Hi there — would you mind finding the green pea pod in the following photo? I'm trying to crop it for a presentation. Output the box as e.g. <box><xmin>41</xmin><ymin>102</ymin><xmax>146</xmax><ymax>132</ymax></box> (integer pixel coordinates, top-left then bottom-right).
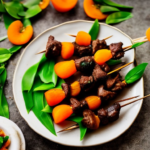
<box><xmin>106</xmin><ymin>11</ymin><xmax>133</xmax><ymax>24</ymax></box>
<box><xmin>39</xmin><ymin>59</ymin><xmax>57</xmax><ymax>85</ymax></box>
<box><xmin>68</xmin><ymin>116</ymin><xmax>87</xmax><ymax>141</ymax></box>
<box><xmin>125</xmin><ymin>63</ymin><xmax>148</xmax><ymax>84</ymax></box>
<box><xmin>33</xmin><ymin>83</ymin><xmax>54</xmax><ymax>91</ymax></box>
<box><xmin>131</xmin><ymin>42</ymin><xmax>145</xmax><ymax>49</ymax></box>
<box><xmin>22</xmin><ymin>54</ymin><xmax>47</xmax><ymax>91</ymax></box>
<box><xmin>88</xmin><ymin>19</ymin><xmax>100</xmax><ymax>40</ymax></box>
<box><xmin>106</xmin><ymin>59</ymin><xmax>122</xmax><ymax>66</ymax></box>
<box><xmin>3</xmin><ymin>13</ymin><xmax>15</xmax><ymax>29</ymax></box>
<box><xmin>55</xmin><ymin>78</ymin><xmax>65</xmax><ymax>89</ymax></box>
<box><xmin>100</xmin><ymin>5</ymin><xmax>120</xmax><ymax>13</ymax></box>
<box><xmin>0</xmin><ymin>35</ymin><xmax>7</xmax><ymax>42</ymax></box>
<box><xmin>102</xmin><ymin>0</ymin><xmax>133</xmax><ymax>9</ymax></box>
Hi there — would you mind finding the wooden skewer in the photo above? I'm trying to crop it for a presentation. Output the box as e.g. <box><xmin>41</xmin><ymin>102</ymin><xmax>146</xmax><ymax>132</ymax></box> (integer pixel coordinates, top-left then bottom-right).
<box><xmin>58</xmin><ymin>94</ymin><xmax>150</xmax><ymax>133</ymax></box>
<box><xmin>117</xmin><ymin>95</ymin><xmax>140</xmax><ymax>102</ymax></box>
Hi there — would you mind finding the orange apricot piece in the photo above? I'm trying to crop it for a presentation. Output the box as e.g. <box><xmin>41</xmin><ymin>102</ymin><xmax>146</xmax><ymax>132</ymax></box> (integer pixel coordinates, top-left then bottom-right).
<box><xmin>0</xmin><ymin>130</ymin><xmax>5</xmax><ymax>137</ymax></box>
<box><xmin>70</xmin><ymin>81</ymin><xmax>81</xmax><ymax>96</ymax></box>
<box><xmin>1</xmin><ymin>139</ymin><xmax>11</xmax><ymax>150</ymax></box>
<box><xmin>45</xmin><ymin>89</ymin><xmax>66</xmax><ymax>106</ymax></box>
<box><xmin>83</xmin><ymin>0</ymin><xmax>108</xmax><ymax>20</ymax></box>
<box><xmin>7</xmin><ymin>20</ymin><xmax>33</xmax><ymax>45</ymax></box>
<box><xmin>39</xmin><ymin>0</ymin><xmax>50</xmax><ymax>10</ymax></box>
<box><xmin>146</xmin><ymin>27</ymin><xmax>150</xmax><ymax>42</ymax></box>
<box><xmin>52</xmin><ymin>104</ymin><xmax>73</xmax><ymax>123</ymax></box>
<box><xmin>85</xmin><ymin>96</ymin><xmax>101</xmax><ymax>110</ymax></box>
<box><xmin>76</xmin><ymin>31</ymin><xmax>91</xmax><ymax>46</ymax></box>
<box><xmin>51</xmin><ymin>0</ymin><xmax>78</xmax><ymax>12</ymax></box>
<box><xmin>54</xmin><ymin>60</ymin><xmax>77</xmax><ymax>79</ymax></box>
<box><xmin>94</xmin><ymin>49</ymin><xmax>112</xmax><ymax>65</ymax></box>
<box><xmin>61</xmin><ymin>42</ymin><xmax>74</xmax><ymax>59</ymax></box>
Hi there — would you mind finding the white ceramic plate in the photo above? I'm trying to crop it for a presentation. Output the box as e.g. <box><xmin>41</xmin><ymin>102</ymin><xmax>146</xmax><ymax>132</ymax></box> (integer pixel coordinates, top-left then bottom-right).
<box><xmin>13</xmin><ymin>20</ymin><xmax>144</xmax><ymax>147</ymax></box>
<box><xmin>0</xmin><ymin>116</ymin><xmax>25</xmax><ymax>150</ymax></box>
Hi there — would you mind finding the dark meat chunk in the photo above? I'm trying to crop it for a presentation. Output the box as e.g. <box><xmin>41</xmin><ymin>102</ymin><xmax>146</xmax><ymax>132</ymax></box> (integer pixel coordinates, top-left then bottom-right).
<box><xmin>92</xmin><ymin>64</ymin><xmax>107</xmax><ymax>82</ymax></box>
<box><xmin>97</xmin><ymin>108</ymin><xmax>109</xmax><ymax>125</ymax></box>
<box><xmin>73</xmin><ymin>42</ymin><xmax>92</xmax><ymax>57</ymax></box>
<box><xmin>107</xmin><ymin>103</ymin><xmax>121</xmax><ymax>122</ymax></box>
<box><xmin>82</xmin><ymin>110</ymin><xmax>99</xmax><ymax>130</ymax></box>
<box><xmin>80</xmin><ymin>100</ymin><xmax>89</xmax><ymax>110</ymax></box>
<box><xmin>111</xmin><ymin>81</ymin><xmax>126</xmax><ymax>92</ymax></box>
<box><xmin>101</xmin><ymin>63</ymin><xmax>110</xmax><ymax>73</ymax></box>
<box><xmin>61</xmin><ymin>83</ymin><xmax>70</xmax><ymax>97</ymax></box>
<box><xmin>45</xmin><ymin>36</ymin><xmax>62</xmax><ymax>58</ymax></box>
<box><xmin>79</xmin><ymin>76</ymin><xmax>94</xmax><ymax>91</ymax></box>
<box><xmin>70</xmin><ymin>98</ymin><xmax>81</xmax><ymax>114</ymax></box>
<box><xmin>97</xmin><ymin>85</ymin><xmax>116</xmax><ymax>102</ymax></box>
<box><xmin>75</xmin><ymin>56</ymin><xmax>95</xmax><ymax>73</ymax></box>
<box><xmin>92</xmin><ymin>39</ymin><xmax>108</xmax><ymax>54</ymax></box>
<box><xmin>109</xmin><ymin>42</ymin><xmax>124</xmax><ymax>59</ymax></box>
<box><xmin>106</xmin><ymin>73</ymin><xmax>120</xmax><ymax>89</ymax></box>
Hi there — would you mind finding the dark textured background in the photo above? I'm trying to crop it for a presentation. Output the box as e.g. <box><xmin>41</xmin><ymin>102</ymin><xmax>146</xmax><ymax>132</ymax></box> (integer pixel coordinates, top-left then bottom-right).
<box><xmin>1</xmin><ymin>0</ymin><xmax>150</xmax><ymax>149</ymax></box>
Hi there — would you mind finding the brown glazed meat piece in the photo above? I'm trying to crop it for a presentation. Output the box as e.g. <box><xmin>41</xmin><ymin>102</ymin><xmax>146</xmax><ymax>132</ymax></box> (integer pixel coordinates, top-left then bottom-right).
<box><xmin>101</xmin><ymin>63</ymin><xmax>110</xmax><ymax>73</ymax></box>
<box><xmin>75</xmin><ymin>56</ymin><xmax>95</xmax><ymax>73</ymax></box>
<box><xmin>61</xmin><ymin>83</ymin><xmax>70</xmax><ymax>97</ymax></box>
<box><xmin>79</xmin><ymin>76</ymin><xmax>94</xmax><ymax>91</ymax></box>
<box><xmin>45</xmin><ymin>36</ymin><xmax>62</xmax><ymax>58</ymax></box>
<box><xmin>92</xmin><ymin>39</ymin><xmax>108</xmax><ymax>54</ymax></box>
<box><xmin>111</xmin><ymin>81</ymin><xmax>126</xmax><ymax>92</ymax></box>
<box><xmin>92</xmin><ymin>64</ymin><xmax>107</xmax><ymax>82</ymax></box>
<box><xmin>97</xmin><ymin>85</ymin><xmax>116</xmax><ymax>102</ymax></box>
<box><xmin>70</xmin><ymin>98</ymin><xmax>81</xmax><ymax>114</ymax></box>
<box><xmin>73</xmin><ymin>42</ymin><xmax>92</xmax><ymax>57</ymax></box>
<box><xmin>82</xmin><ymin>110</ymin><xmax>99</xmax><ymax>130</ymax></box>
<box><xmin>109</xmin><ymin>42</ymin><xmax>124</xmax><ymax>59</ymax></box>
<box><xmin>97</xmin><ymin>108</ymin><xmax>109</xmax><ymax>125</ymax></box>
<box><xmin>106</xmin><ymin>73</ymin><xmax>120</xmax><ymax>89</ymax></box>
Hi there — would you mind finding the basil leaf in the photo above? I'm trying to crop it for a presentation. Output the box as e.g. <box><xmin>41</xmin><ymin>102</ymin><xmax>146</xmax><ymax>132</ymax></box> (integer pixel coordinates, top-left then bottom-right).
<box><xmin>23</xmin><ymin>0</ymin><xmax>41</xmax><ymax>8</ymax></box>
<box><xmin>39</xmin><ymin>59</ymin><xmax>57</xmax><ymax>85</ymax></box>
<box><xmin>22</xmin><ymin>54</ymin><xmax>47</xmax><ymax>91</ymax></box>
<box><xmin>33</xmin><ymin>82</ymin><xmax>54</xmax><ymax>91</ymax></box>
<box><xmin>3</xmin><ymin>13</ymin><xmax>14</xmax><ymax>29</ymax></box>
<box><xmin>69</xmin><ymin>116</ymin><xmax>87</xmax><ymax>141</ymax></box>
<box><xmin>89</xmin><ymin>19</ymin><xmax>100</xmax><ymax>40</ymax></box>
<box><xmin>25</xmin><ymin>5</ymin><xmax>42</xmax><ymax>19</ymax></box>
<box><xmin>0</xmin><ymin>35</ymin><xmax>7</xmax><ymax>42</ymax></box>
<box><xmin>102</xmin><ymin>0</ymin><xmax>133</xmax><ymax>9</ymax></box>
<box><xmin>42</xmin><ymin>105</ymin><xmax>53</xmax><ymax>113</ymax></box>
<box><xmin>125</xmin><ymin>63</ymin><xmax>148</xmax><ymax>84</ymax></box>
<box><xmin>9</xmin><ymin>45</ymin><xmax>22</xmax><ymax>53</ymax></box>
<box><xmin>106</xmin><ymin>59</ymin><xmax>122</xmax><ymax>66</ymax></box>
<box><xmin>0</xmin><ymin>48</ymin><xmax>10</xmax><ymax>54</ymax></box>
<box><xmin>0</xmin><ymin>3</ymin><xmax>6</xmax><ymax>12</ymax></box>
<box><xmin>131</xmin><ymin>42</ymin><xmax>145</xmax><ymax>48</ymax></box>
<box><xmin>0</xmin><ymin>54</ymin><xmax>12</xmax><ymax>63</ymax></box>
<box><xmin>4</xmin><ymin>1</ymin><xmax>24</xmax><ymax>19</ymax></box>
<box><xmin>100</xmin><ymin>5</ymin><xmax>120</xmax><ymax>13</ymax></box>
<box><xmin>106</xmin><ymin>11</ymin><xmax>133</xmax><ymax>24</ymax></box>
<box><xmin>55</xmin><ymin>78</ymin><xmax>65</xmax><ymax>89</ymax></box>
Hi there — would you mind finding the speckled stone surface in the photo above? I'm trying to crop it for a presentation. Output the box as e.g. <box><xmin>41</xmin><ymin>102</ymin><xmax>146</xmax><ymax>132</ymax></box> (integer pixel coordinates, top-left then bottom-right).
<box><xmin>0</xmin><ymin>0</ymin><xmax>150</xmax><ymax>149</ymax></box>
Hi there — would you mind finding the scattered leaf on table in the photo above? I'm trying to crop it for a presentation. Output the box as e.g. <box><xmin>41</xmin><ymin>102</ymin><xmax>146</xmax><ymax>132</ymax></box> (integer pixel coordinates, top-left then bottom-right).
<box><xmin>102</xmin><ymin>0</ymin><xmax>133</xmax><ymax>9</ymax></box>
<box><xmin>23</xmin><ymin>0</ymin><xmax>41</xmax><ymax>8</ymax></box>
<box><xmin>0</xmin><ymin>36</ymin><xmax>7</xmax><ymax>42</ymax></box>
<box><xmin>24</xmin><ymin>5</ymin><xmax>42</xmax><ymax>19</ymax></box>
<box><xmin>9</xmin><ymin>45</ymin><xmax>22</xmax><ymax>53</ymax></box>
<box><xmin>100</xmin><ymin>5</ymin><xmax>120</xmax><ymax>13</ymax></box>
<box><xmin>0</xmin><ymin>48</ymin><xmax>12</xmax><ymax>63</ymax></box>
<box><xmin>88</xmin><ymin>19</ymin><xmax>100</xmax><ymax>40</ymax></box>
<box><xmin>3</xmin><ymin>13</ymin><xmax>14</xmax><ymax>29</ymax></box>
<box><xmin>131</xmin><ymin>42</ymin><xmax>145</xmax><ymax>48</ymax></box>
<box><xmin>106</xmin><ymin>59</ymin><xmax>122</xmax><ymax>66</ymax></box>
<box><xmin>0</xmin><ymin>65</ymin><xmax>5</xmax><ymax>75</ymax></box>
<box><xmin>106</xmin><ymin>11</ymin><xmax>133</xmax><ymax>24</ymax></box>
<box><xmin>22</xmin><ymin>18</ymin><xmax>32</xmax><ymax>27</ymax></box>
<box><xmin>55</xmin><ymin>78</ymin><xmax>65</xmax><ymax>89</ymax></box>
<box><xmin>125</xmin><ymin>63</ymin><xmax>148</xmax><ymax>84</ymax></box>
<box><xmin>0</xmin><ymin>3</ymin><xmax>6</xmax><ymax>12</ymax></box>
<box><xmin>33</xmin><ymin>82</ymin><xmax>54</xmax><ymax>91</ymax></box>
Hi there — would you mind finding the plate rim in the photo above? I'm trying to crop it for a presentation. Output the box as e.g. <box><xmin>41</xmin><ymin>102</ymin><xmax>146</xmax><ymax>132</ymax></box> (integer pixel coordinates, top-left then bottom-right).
<box><xmin>12</xmin><ymin>20</ymin><xmax>144</xmax><ymax>147</ymax></box>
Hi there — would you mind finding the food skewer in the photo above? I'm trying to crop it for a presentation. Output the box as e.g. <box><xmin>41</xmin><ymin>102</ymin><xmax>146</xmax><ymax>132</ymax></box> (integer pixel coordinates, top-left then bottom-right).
<box><xmin>45</xmin><ymin>62</ymin><xmax>133</xmax><ymax>107</ymax></box>
<box><xmin>51</xmin><ymin>63</ymin><xmax>147</xmax><ymax>124</ymax></box>
<box><xmin>58</xmin><ymin>94</ymin><xmax>150</xmax><ymax>133</ymax></box>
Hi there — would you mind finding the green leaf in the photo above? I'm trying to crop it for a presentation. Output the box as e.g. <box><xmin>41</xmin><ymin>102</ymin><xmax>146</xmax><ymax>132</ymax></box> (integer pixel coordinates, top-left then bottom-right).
<box><xmin>93</xmin><ymin>0</ymin><xmax>103</xmax><ymax>4</ymax></box>
<box><xmin>22</xmin><ymin>54</ymin><xmax>47</xmax><ymax>91</ymax></box>
<box><xmin>0</xmin><ymin>65</ymin><xmax>5</xmax><ymax>75</ymax></box>
<box><xmin>125</xmin><ymin>63</ymin><xmax>148</xmax><ymax>84</ymax></box>
<box><xmin>0</xmin><ymin>48</ymin><xmax>10</xmax><ymax>54</ymax></box>
<box><xmin>89</xmin><ymin>19</ymin><xmax>99</xmax><ymax>40</ymax></box>
<box><xmin>106</xmin><ymin>59</ymin><xmax>122</xmax><ymax>66</ymax></box>
<box><xmin>131</xmin><ymin>42</ymin><xmax>145</xmax><ymax>48</ymax></box>
<box><xmin>3</xmin><ymin>136</ymin><xmax>9</xmax><ymax>143</ymax></box>
<box><xmin>55</xmin><ymin>78</ymin><xmax>65</xmax><ymax>89</ymax></box>
<box><xmin>0</xmin><ymin>48</ymin><xmax>12</xmax><ymax>63</ymax></box>
<box><xmin>3</xmin><ymin>13</ymin><xmax>15</xmax><ymax>29</ymax></box>
<box><xmin>4</xmin><ymin>1</ymin><xmax>24</xmax><ymax>19</ymax></box>
<box><xmin>0</xmin><ymin>35</ymin><xmax>7</xmax><ymax>42</ymax></box>
<box><xmin>9</xmin><ymin>45</ymin><xmax>22</xmax><ymax>53</ymax></box>
<box><xmin>39</xmin><ymin>59</ymin><xmax>57</xmax><ymax>85</ymax></box>
<box><xmin>69</xmin><ymin>116</ymin><xmax>87</xmax><ymax>141</ymax></box>
<box><xmin>23</xmin><ymin>0</ymin><xmax>41</xmax><ymax>8</ymax></box>
<box><xmin>33</xmin><ymin>82</ymin><xmax>54</xmax><ymax>91</ymax></box>
<box><xmin>100</xmin><ymin>5</ymin><xmax>120</xmax><ymax>13</ymax></box>
<box><xmin>24</xmin><ymin>5</ymin><xmax>42</xmax><ymax>19</ymax></box>
<box><xmin>0</xmin><ymin>137</ymin><xmax>4</xmax><ymax>148</ymax></box>
<box><xmin>42</xmin><ymin>105</ymin><xmax>53</xmax><ymax>113</ymax></box>
<box><xmin>0</xmin><ymin>3</ymin><xmax>6</xmax><ymax>12</ymax></box>
<box><xmin>102</xmin><ymin>0</ymin><xmax>133</xmax><ymax>9</ymax></box>
<box><xmin>22</xmin><ymin>18</ymin><xmax>32</xmax><ymax>27</ymax></box>
<box><xmin>106</xmin><ymin>11</ymin><xmax>133</xmax><ymax>24</ymax></box>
